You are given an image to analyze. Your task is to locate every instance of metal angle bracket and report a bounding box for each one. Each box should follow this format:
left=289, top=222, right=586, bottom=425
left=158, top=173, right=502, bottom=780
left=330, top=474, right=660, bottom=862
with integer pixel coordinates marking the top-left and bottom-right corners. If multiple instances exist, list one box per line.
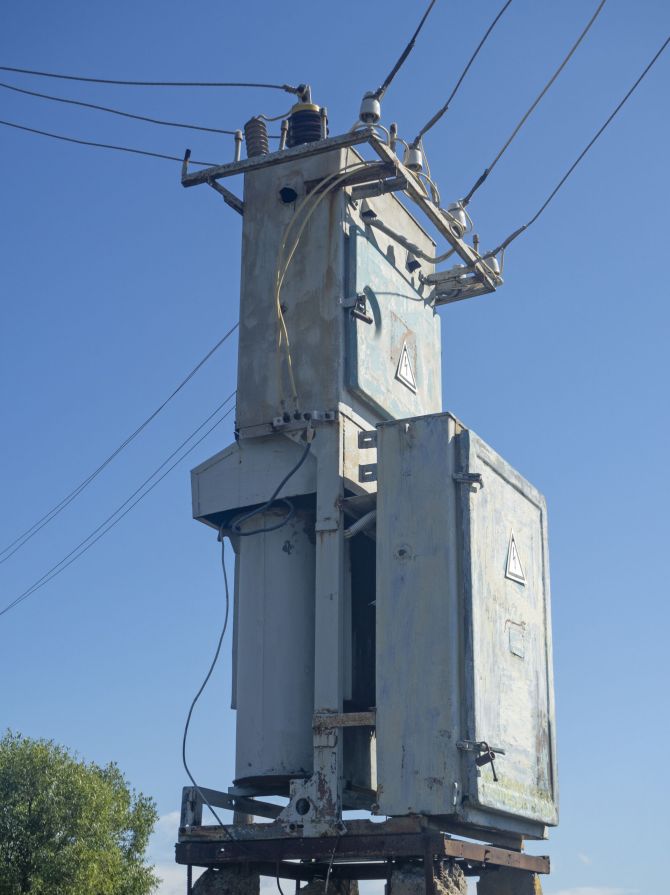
left=452, top=471, right=483, bottom=491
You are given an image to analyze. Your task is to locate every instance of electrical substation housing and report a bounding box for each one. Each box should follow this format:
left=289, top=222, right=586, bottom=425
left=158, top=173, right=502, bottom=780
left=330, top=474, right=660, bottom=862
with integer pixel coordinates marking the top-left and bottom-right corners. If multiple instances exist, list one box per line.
left=190, top=145, right=557, bottom=841
left=192, top=146, right=440, bottom=793
left=376, top=412, right=558, bottom=837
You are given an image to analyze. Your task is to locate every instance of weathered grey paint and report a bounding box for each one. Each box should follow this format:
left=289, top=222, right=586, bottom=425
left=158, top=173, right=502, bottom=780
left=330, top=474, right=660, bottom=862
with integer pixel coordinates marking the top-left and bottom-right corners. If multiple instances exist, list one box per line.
left=347, top=229, right=441, bottom=420
left=375, top=412, right=557, bottom=838
left=234, top=506, right=316, bottom=782
left=193, top=147, right=439, bottom=798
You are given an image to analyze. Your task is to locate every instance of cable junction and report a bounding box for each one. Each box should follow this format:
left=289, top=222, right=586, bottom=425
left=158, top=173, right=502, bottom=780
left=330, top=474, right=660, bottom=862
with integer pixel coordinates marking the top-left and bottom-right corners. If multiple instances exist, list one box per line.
left=413, top=0, right=514, bottom=145
left=375, top=0, right=438, bottom=101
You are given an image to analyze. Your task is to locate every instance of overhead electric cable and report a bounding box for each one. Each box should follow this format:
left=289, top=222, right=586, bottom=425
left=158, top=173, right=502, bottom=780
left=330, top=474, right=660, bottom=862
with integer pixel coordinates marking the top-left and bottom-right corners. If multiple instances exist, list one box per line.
left=413, top=0, right=514, bottom=145
left=0, top=118, right=217, bottom=165
left=0, top=324, right=239, bottom=565
left=0, top=65, right=302, bottom=95
left=0, top=81, right=245, bottom=136
left=462, top=0, right=607, bottom=205
left=375, top=0, right=438, bottom=100
left=182, top=534, right=231, bottom=828
left=0, top=397, right=236, bottom=619
left=485, top=34, right=670, bottom=256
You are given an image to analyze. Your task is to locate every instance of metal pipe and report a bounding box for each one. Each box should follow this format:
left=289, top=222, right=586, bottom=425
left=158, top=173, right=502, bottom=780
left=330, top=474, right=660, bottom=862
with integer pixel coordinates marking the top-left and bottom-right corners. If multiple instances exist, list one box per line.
left=367, top=217, right=456, bottom=264
left=344, top=509, right=377, bottom=539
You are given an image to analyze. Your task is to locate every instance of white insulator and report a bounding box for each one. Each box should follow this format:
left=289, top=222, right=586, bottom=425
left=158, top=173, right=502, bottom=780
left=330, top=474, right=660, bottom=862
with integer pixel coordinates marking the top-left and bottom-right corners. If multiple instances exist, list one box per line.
left=446, top=203, right=467, bottom=238
left=359, top=91, right=381, bottom=125
left=403, top=145, right=423, bottom=172
left=485, top=255, right=501, bottom=275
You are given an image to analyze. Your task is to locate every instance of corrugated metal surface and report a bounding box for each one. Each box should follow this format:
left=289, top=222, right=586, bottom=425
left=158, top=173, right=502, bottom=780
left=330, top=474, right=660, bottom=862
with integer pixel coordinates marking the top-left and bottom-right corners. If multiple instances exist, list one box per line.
left=375, top=412, right=557, bottom=837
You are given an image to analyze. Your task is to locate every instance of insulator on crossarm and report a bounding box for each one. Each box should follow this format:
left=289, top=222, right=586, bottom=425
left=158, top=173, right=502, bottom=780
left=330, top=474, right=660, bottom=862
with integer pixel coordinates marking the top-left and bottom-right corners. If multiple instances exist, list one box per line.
left=244, top=117, right=269, bottom=158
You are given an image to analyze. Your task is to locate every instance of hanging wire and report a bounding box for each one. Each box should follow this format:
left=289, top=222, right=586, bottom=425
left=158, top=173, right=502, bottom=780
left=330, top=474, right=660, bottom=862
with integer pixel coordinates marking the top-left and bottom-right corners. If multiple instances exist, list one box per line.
left=0, top=324, right=239, bottom=564
left=484, top=34, right=670, bottom=258
left=0, top=398, right=236, bottom=619
left=375, top=0, right=438, bottom=100
left=0, top=118, right=218, bottom=165
left=0, top=65, right=303, bottom=95
left=462, top=0, right=608, bottom=205
left=273, top=158, right=373, bottom=411
left=230, top=437, right=314, bottom=537
left=413, top=0, right=514, bottom=145
left=0, top=80, right=243, bottom=135
left=181, top=534, right=232, bottom=829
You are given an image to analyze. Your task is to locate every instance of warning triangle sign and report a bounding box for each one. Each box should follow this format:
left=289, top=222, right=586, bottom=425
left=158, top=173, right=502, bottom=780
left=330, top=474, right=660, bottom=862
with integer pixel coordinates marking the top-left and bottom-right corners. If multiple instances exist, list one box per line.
left=505, top=531, right=526, bottom=585
left=396, top=342, right=417, bottom=392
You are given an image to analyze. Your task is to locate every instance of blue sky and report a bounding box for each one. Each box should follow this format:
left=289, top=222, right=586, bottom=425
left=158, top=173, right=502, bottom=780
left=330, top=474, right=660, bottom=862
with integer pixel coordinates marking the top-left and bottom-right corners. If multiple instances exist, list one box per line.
left=1, top=2, right=668, bottom=894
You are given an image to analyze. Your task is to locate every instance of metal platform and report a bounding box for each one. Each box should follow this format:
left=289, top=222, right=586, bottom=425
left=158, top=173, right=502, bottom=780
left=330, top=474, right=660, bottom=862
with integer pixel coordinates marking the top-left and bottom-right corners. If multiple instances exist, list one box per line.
left=176, top=815, right=549, bottom=893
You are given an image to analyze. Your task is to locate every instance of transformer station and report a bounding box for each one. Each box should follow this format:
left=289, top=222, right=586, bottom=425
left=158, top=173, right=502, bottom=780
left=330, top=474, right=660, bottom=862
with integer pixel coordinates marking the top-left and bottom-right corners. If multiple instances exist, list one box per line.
left=175, top=88, right=558, bottom=895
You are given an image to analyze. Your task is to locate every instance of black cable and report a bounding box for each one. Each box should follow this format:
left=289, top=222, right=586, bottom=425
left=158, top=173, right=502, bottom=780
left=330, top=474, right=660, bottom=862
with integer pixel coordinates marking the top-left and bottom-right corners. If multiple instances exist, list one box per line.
left=462, top=0, right=607, bottom=206
left=0, top=80, right=242, bottom=135
left=0, top=65, right=301, bottom=94
left=230, top=436, right=313, bottom=537
left=181, top=534, right=231, bottom=829
left=0, top=398, right=236, bottom=619
left=276, top=863, right=287, bottom=895
left=486, top=34, right=670, bottom=257
left=375, top=0, right=438, bottom=100
left=0, top=118, right=218, bottom=165
left=0, top=325, right=239, bottom=564
left=413, top=0, right=514, bottom=145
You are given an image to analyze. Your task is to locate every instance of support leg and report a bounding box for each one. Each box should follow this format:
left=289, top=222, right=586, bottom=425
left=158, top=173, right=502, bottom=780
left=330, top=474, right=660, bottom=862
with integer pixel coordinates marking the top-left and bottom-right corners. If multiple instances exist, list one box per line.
left=192, top=865, right=260, bottom=895
left=477, top=868, right=543, bottom=895
left=390, top=860, right=467, bottom=895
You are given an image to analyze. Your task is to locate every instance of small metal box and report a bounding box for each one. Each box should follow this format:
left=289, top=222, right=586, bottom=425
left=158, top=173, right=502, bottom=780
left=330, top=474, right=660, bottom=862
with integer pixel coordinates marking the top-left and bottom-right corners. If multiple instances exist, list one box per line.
left=375, top=412, right=558, bottom=839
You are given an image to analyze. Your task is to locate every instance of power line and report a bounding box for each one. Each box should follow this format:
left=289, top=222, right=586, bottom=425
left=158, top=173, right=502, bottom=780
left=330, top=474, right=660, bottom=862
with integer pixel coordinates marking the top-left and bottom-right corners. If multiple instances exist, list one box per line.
left=0, top=65, right=302, bottom=95
left=0, top=118, right=218, bottom=165
left=0, top=80, right=244, bottom=136
left=462, top=0, right=607, bottom=206
left=375, top=0, right=438, bottom=101
left=0, top=323, right=239, bottom=565
left=486, top=34, right=670, bottom=257
left=0, top=397, right=236, bottom=619
left=413, top=0, right=514, bottom=145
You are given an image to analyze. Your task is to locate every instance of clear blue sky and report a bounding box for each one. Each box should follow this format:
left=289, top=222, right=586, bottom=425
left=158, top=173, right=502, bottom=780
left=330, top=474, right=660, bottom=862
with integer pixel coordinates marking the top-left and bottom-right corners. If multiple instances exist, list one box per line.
left=1, top=3, right=668, bottom=894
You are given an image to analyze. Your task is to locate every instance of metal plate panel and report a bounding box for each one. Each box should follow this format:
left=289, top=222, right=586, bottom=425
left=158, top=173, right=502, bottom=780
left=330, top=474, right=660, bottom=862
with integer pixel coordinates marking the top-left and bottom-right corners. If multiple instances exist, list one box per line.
left=347, top=230, right=441, bottom=420
left=375, top=412, right=557, bottom=835
left=375, top=413, right=461, bottom=816
left=460, top=430, right=558, bottom=825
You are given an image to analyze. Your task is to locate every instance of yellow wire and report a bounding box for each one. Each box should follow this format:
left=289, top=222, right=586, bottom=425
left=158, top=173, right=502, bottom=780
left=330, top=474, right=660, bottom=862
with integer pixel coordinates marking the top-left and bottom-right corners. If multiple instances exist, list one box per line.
left=273, top=157, right=372, bottom=410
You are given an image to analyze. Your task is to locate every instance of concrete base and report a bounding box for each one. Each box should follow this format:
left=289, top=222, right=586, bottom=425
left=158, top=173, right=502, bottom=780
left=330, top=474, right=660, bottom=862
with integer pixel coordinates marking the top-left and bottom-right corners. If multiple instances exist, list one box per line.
left=298, top=880, right=359, bottom=895
left=476, top=868, right=543, bottom=895
left=192, top=865, right=260, bottom=895
left=390, top=861, right=467, bottom=895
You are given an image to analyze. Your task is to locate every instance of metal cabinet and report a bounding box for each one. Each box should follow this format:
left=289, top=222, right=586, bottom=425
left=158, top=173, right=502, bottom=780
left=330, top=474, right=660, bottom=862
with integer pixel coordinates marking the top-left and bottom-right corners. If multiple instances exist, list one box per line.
left=375, top=412, right=558, bottom=839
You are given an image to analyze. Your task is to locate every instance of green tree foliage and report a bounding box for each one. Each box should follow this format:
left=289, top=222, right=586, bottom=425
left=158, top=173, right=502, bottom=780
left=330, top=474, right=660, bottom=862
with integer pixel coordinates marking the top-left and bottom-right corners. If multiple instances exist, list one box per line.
left=0, top=731, right=158, bottom=895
